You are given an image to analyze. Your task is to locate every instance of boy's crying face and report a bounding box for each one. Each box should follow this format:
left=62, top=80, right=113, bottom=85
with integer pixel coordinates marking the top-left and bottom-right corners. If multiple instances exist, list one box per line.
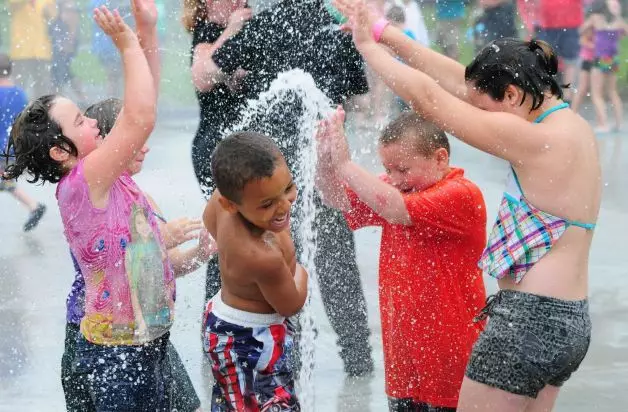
left=378, top=139, right=449, bottom=194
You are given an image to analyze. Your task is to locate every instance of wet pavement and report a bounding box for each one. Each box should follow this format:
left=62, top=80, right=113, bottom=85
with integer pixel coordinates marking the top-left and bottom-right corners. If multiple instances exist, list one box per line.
left=0, top=108, right=627, bottom=411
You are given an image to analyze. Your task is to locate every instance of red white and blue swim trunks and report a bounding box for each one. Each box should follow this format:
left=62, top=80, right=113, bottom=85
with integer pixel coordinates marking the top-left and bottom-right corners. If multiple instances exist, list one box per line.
left=203, top=293, right=299, bottom=411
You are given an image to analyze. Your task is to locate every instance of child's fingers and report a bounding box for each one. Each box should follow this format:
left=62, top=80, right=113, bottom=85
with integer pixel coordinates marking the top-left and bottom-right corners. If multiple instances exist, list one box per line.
left=112, top=9, right=125, bottom=29
left=94, top=6, right=116, bottom=32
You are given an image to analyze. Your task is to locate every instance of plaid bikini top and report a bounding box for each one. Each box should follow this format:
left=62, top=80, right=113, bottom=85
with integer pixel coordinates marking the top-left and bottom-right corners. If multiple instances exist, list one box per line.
left=478, top=103, right=597, bottom=283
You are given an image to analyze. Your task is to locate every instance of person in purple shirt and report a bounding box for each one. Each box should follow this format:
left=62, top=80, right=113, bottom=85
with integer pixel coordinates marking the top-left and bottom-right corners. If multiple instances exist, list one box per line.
left=0, top=53, right=46, bottom=232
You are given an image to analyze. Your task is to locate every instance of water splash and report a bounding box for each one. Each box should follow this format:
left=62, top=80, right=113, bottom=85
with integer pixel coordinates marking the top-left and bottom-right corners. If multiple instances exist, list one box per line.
left=225, top=69, right=335, bottom=410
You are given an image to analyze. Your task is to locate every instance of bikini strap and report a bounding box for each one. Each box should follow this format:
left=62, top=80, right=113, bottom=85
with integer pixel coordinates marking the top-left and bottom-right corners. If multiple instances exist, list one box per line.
left=533, top=102, right=569, bottom=124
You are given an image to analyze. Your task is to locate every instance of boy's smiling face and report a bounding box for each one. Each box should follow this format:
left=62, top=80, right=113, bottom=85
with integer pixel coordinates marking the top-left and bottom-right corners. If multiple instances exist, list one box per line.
left=220, top=160, right=297, bottom=233
left=378, top=138, right=450, bottom=193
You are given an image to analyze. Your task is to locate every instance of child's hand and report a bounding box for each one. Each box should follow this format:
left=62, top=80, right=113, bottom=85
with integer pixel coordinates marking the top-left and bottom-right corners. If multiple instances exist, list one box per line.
left=131, top=0, right=158, bottom=30
left=334, top=0, right=379, bottom=50
left=198, top=229, right=217, bottom=262
left=326, top=105, right=352, bottom=170
left=162, top=218, right=203, bottom=249
left=94, top=6, right=137, bottom=51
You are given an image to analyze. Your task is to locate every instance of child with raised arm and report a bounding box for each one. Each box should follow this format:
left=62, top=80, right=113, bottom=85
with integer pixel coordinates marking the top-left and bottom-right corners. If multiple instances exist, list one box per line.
left=335, top=1, right=600, bottom=409
left=61, top=97, right=214, bottom=412
left=3, top=1, right=175, bottom=409
left=316, top=108, right=487, bottom=411
left=202, top=131, right=306, bottom=411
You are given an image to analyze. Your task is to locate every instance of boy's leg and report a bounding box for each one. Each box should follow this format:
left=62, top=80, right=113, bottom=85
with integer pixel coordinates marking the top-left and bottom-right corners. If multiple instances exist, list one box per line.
left=254, top=323, right=300, bottom=411
left=73, top=333, right=172, bottom=412
left=203, top=303, right=257, bottom=411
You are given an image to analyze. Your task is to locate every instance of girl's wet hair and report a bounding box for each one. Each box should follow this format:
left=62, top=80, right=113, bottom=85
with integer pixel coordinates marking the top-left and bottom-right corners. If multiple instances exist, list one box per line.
left=85, top=98, right=122, bottom=137
left=465, top=38, right=564, bottom=111
left=3, top=95, right=78, bottom=184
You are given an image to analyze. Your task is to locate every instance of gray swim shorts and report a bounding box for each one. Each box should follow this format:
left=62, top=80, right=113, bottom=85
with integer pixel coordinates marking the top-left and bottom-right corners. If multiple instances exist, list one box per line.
left=465, top=290, right=591, bottom=398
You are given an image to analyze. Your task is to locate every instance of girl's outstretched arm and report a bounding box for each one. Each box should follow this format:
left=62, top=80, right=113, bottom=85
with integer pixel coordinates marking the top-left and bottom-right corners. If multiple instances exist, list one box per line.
left=84, top=6, right=156, bottom=204
left=133, top=0, right=161, bottom=95
left=342, top=0, right=577, bottom=165
left=335, top=0, right=468, bottom=99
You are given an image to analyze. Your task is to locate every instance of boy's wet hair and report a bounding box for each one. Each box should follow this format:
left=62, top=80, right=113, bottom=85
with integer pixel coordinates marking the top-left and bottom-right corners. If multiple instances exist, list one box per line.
left=0, top=53, right=12, bottom=78
left=85, top=98, right=122, bottom=137
left=465, top=38, right=564, bottom=111
left=386, top=6, right=406, bottom=24
left=380, top=111, right=450, bottom=157
left=2, top=95, right=78, bottom=184
left=211, top=131, right=284, bottom=203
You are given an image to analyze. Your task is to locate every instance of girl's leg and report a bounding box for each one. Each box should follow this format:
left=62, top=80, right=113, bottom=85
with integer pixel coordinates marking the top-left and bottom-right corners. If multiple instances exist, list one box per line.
left=524, top=385, right=561, bottom=412
left=590, top=68, right=609, bottom=131
left=606, top=72, right=622, bottom=131
left=457, top=377, right=531, bottom=412
left=571, top=70, right=590, bottom=113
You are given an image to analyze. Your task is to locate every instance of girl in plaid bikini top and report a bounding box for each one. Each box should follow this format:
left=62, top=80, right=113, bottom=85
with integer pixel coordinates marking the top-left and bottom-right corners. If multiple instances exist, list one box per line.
left=478, top=103, right=597, bottom=283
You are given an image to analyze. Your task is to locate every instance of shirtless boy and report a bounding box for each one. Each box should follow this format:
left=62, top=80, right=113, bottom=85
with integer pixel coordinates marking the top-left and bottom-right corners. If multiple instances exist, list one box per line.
left=202, top=131, right=307, bottom=411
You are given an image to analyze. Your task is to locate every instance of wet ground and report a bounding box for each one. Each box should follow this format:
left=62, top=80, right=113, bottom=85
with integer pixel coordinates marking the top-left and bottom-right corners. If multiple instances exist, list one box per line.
left=0, top=107, right=627, bottom=411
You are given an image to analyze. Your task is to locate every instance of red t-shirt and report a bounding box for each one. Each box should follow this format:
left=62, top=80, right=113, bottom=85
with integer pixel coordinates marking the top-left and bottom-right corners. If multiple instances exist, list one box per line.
left=344, top=168, right=487, bottom=407
left=539, top=0, right=583, bottom=29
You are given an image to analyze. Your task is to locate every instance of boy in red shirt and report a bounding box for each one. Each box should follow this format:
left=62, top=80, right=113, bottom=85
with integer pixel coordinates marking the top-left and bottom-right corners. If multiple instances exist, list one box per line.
left=316, top=107, right=487, bottom=411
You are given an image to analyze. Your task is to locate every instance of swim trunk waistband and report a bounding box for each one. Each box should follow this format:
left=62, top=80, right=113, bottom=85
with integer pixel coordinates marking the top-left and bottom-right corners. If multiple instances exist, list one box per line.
left=209, top=291, right=285, bottom=328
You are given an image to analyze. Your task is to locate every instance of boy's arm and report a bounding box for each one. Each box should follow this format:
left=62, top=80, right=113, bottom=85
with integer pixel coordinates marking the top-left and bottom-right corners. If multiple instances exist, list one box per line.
left=315, top=120, right=350, bottom=210
left=322, top=106, right=411, bottom=224
left=315, top=163, right=350, bottom=210
left=256, top=258, right=308, bottom=317
left=338, top=163, right=411, bottom=225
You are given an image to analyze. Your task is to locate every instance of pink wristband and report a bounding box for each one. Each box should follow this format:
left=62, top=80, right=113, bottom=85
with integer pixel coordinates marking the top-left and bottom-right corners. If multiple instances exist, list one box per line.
left=372, top=17, right=390, bottom=43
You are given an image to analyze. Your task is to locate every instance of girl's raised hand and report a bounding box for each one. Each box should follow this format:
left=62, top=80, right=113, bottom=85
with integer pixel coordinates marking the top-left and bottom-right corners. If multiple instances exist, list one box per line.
left=334, top=0, right=378, bottom=50
left=94, top=6, right=137, bottom=51
left=131, top=0, right=158, bottom=30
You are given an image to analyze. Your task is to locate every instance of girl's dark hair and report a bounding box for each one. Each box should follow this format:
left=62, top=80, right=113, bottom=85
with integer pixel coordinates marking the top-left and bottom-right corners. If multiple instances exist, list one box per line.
left=2, top=95, right=78, bottom=184
left=85, top=98, right=122, bottom=137
left=465, top=38, right=564, bottom=111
